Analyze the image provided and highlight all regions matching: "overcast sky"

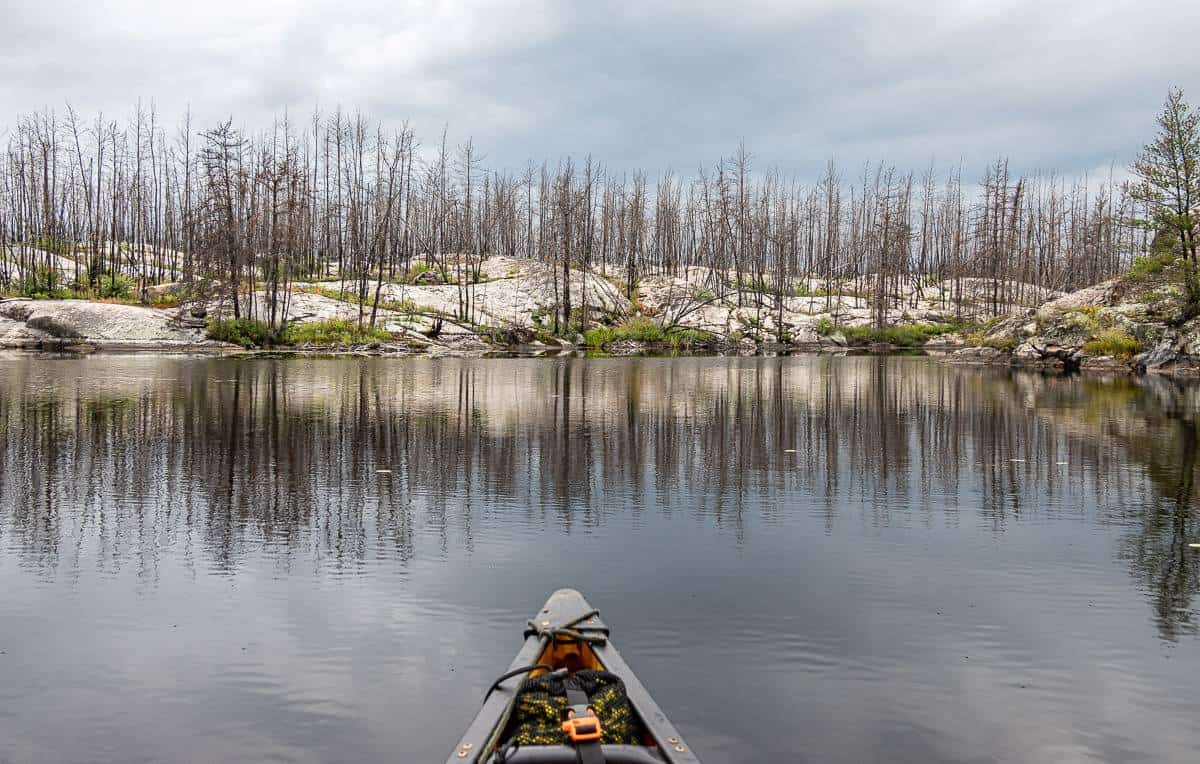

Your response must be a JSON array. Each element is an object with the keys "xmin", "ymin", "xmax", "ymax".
[{"xmin": 3, "ymin": 0, "xmax": 1198, "ymax": 180}]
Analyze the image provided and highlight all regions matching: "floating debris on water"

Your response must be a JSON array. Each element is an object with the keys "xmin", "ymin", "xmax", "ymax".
[
  {"xmin": 376, "ymin": 469, "xmax": 393, "ymax": 474},
  {"xmin": 1190, "ymin": 543, "xmax": 1200, "ymax": 549},
  {"xmin": 784, "ymin": 449, "xmax": 796, "ymax": 453}
]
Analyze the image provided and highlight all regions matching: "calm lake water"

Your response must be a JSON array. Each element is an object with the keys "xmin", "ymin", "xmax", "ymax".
[{"xmin": 1, "ymin": 354, "xmax": 1199, "ymax": 763}]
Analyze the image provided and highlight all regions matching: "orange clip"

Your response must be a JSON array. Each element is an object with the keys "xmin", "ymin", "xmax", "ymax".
[{"xmin": 561, "ymin": 709, "xmax": 603, "ymax": 743}]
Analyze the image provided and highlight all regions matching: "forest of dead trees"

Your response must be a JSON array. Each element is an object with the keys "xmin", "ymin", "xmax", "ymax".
[{"xmin": 0, "ymin": 104, "xmax": 1154, "ymax": 332}]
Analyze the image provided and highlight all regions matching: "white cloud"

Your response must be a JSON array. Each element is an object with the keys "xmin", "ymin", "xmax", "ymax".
[{"xmin": 0, "ymin": 0, "xmax": 1197, "ymax": 177}]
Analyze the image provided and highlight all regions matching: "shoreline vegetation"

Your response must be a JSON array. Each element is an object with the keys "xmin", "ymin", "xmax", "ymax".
[{"xmin": 2, "ymin": 90, "xmax": 1198, "ymax": 373}]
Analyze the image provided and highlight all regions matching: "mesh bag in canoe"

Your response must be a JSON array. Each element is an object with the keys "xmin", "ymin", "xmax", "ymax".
[{"xmin": 505, "ymin": 669, "xmax": 645, "ymax": 746}]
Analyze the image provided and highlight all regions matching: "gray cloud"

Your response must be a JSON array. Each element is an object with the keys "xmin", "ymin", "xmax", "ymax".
[{"xmin": 1, "ymin": 0, "xmax": 1197, "ymax": 179}]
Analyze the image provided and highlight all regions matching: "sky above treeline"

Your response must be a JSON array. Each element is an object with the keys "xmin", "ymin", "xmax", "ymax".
[{"xmin": 3, "ymin": 0, "xmax": 1199, "ymax": 181}]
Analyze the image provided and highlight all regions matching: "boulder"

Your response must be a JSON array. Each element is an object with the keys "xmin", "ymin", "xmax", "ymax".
[
  {"xmin": 1013, "ymin": 342, "xmax": 1042, "ymax": 361},
  {"xmin": 1035, "ymin": 280, "xmax": 1117, "ymax": 322},
  {"xmin": 952, "ymin": 346, "xmax": 1007, "ymax": 361},
  {"xmin": 1134, "ymin": 337, "xmax": 1180, "ymax": 370},
  {"xmin": 788, "ymin": 326, "xmax": 822, "ymax": 345},
  {"xmin": 0, "ymin": 299, "xmax": 208, "ymax": 347}
]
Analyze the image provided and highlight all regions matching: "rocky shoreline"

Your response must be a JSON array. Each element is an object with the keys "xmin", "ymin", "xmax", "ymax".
[
  {"xmin": 5, "ymin": 253, "xmax": 1200, "ymax": 376},
  {"xmin": 947, "ymin": 254, "xmax": 1200, "ymax": 376}
]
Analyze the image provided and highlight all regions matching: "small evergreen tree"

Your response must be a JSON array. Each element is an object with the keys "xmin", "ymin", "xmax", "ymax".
[{"xmin": 1133, "ymin": 88, "xmax": 1200, "ymax": 260}]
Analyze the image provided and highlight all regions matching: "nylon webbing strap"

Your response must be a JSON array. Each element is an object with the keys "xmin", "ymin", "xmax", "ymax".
[
  {"xmin": 564, "ymin": 688, "xmax": 605, "ymax": 764},
  {"xmin": 526, "ymin": 609, "xmax": 607, "ymax": 644}
]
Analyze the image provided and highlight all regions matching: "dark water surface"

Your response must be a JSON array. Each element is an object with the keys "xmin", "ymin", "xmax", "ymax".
[{"xmin": 2, "ymin": 355, "xmax": 1199, "ymax": 763}]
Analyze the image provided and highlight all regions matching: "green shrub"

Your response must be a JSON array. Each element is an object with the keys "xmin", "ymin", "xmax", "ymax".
[
  {"xmin": 147, "ymin": 291, "xmax": 183, "ymax": 309},
  {"xmin": 401, "ymin": 262, "xmax": 447, "ymax": 284},
  {"xmin": 583, "ymin": 316, "xmax": 666, "ymax": 347},
  {"xmin": 1063, "ymin": 308, "xmax": 1103, "ymax": 333},
  {"xmin": 581, "ymin": 326, "xmax": 615, "ymax": 347},
  {"xmin": 1181, "ymin": 260, "xmax": 1200, "ymax": 324},
  {"xmin": 840, "ymin": 325, "xmax": 874, "ymax": 343},
  {"xmin": 620, "ymin": 316, "xmax": 667, "ymax": 342},
  {"xmin": 206, "ymin": 318, "xmax": 275, "ymax": 348},
  {"xmin": 98, "ymin": 274, "xmax": 135, "ymax": 300},
  {"xmin": 667, "ymin": 327, "xmax": 718, "ymax": 348},
  {"xmin": 19, "ymin": 266, "xmax": 65, "ymax": 298},
  {"xmin": 878, "ymin": 325, "xmax": 935, "ymax": 346},
  {"xmin": 815, "ymin": 317, "xmax": 835, "ymax": 336},
  {"xmin": 841, "ymin": 322, "xmax": 958, "ymax": 347},
  {"xmin": 209, "ymin": 317, "xmax": 393, "ymax": 348},
  {"xmin": 979, "ymin": 335, "xmax": 1017, "ymax": 352},
  {"xmin": 282, "ymin": 319, "xmax": 393, "ymax": 346},
  {"xmin": 1083, "ymin": 327, "xmax": 1142, "ymax": 358},
  {"xmin": 1126, "ymin": 250, "xmax": 1177, "ymax": 281}
]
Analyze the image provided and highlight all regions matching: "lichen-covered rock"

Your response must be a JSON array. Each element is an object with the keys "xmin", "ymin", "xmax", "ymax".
[
  {"xmin": 788, "ymin": 325, "xmax": 823, "ymax": 345},
  {"xmin": 298, "ymin": 263, "xmax": 631, "ymax": 330},
  {"xmin": 946, "ymin": 259, "xmax": 1200, "ymax": 376},
  {"xmin": 1034, "ymin": 280, "xmax": 1118, "ymax": 322},
  {"xmin": 146, "ymin": 279, "xmax": 223, "ymax": 301},
  {"xmin": 979, "ymin": 315, "xmax": 1028, "ymax": 346},
  {"xmin": 1014, "ymin": 342, "xmax": 1042, "ymax": 361},
  {"xmin": 428, "ymin": 334, "xmax": 490, "ymax": 356},
  {"xmin": 951, "ymin": 346, "xmax": 1008, "ymax": 362},
  {"xmin": 1134, "ymin": 335, "xmax": 1180, "ymax": 369},
  {"xmin": 1177, "ymin": 317, "xmax": 1200, "ymax": 356},
  {"xmin": 0, "ymin": 299, "xmax": 209, "ymax": 347},
  {"xmin": 1035, "ymin": 313, "xmax": 1095, "ymax": 349}
]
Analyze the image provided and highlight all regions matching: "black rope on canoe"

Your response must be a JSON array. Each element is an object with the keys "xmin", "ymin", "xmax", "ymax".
[
  {"xmin": 491, "ymin": 740, "xmax": 519, "ymax": 763},
  {"xmin": 526, "ymin": 609, "xmax": 607, "ymax": 644},
  {"xmin": 483, "ymin": 664, "xmax": 559, "ymax": 704}
]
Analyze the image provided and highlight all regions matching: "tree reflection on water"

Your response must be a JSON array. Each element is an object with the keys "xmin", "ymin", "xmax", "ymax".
[{"xmin": 0, "ymin": 355, "xmax": 1197, "ymax": 640}]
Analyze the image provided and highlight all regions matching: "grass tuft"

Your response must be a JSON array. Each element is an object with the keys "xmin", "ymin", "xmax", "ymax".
[
  {"xmin": 1083, "ymin": 327, "xmax": 1142, "ymax": 358},
  {"xmin": 206, "ymin": 318, "xmax": 276, "ymax": 348},
  {"xmin": 667, "ymin": 327, "xmax": 718, "ymax": 348},
  {"xmin": 582, "ymin": 316, "xmax": 666, "ymax": 347},
  {"xmin": 282, "ymin": 319, "xmax": 392, "ymax": 346},
  {"xmin": 840, "ymin": 322, "xmax": 959, "ymax": 347},
  {"xmin": 583, "ymin": 317, "xmax": 718, "ymax": 348},
  {"xmin": 207, "ymin": 317, "xmax": 395, "ymax": 348},
  {"xmin": 584, "ymin": 318, "xmax": 660, "ymax": 347}
]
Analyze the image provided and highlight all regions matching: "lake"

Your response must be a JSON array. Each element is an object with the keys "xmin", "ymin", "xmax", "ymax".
[{"xmin": 1, "ymin": 354, "xmax": 1198, "ymax": 763}]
